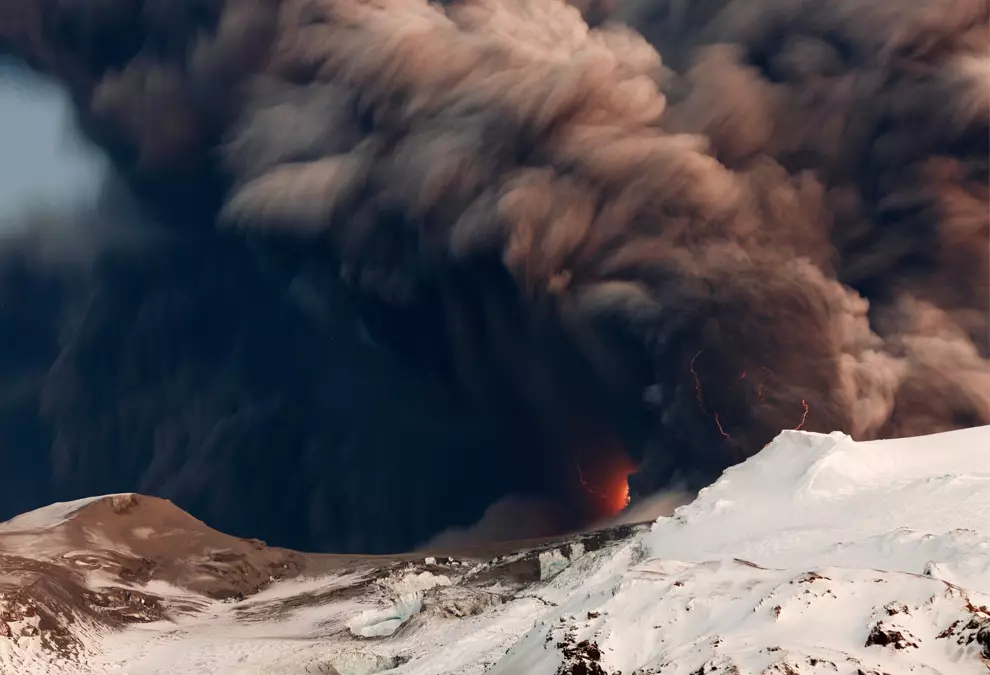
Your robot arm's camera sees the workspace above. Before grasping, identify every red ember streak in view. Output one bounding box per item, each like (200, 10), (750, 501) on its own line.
(793, 399), (810, 431)
(713, 412), (731, 438)
(688, 353), (811, 442)
(689, 349), (707, 411)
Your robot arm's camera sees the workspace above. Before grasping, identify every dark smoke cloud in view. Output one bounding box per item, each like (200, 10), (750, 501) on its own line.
(0, 0), (987, 551)
(1, 182), (531, 553)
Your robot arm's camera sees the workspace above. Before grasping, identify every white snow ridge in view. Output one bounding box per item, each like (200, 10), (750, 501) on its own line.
(1, 427), (988, 674)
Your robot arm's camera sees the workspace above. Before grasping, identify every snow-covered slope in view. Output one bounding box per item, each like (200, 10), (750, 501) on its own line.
(495, 427), (990, 675)
(1, 427), (988, 674)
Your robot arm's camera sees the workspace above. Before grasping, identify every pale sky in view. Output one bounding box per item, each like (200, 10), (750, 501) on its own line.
(0, 58), (107, 218)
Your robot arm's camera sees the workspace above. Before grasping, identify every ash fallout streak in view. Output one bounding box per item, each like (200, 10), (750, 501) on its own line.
(0, 0), (987, 553)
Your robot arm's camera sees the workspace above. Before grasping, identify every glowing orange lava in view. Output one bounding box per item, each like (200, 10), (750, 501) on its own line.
(615, 480), (631, 512)
(576, 453), (636, 518)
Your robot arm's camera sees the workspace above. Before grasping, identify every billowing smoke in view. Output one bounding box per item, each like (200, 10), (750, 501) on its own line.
(0, 0), (987, 552)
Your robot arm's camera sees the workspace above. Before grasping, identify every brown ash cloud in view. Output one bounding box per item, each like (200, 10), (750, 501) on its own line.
(0, 0), (987, 551)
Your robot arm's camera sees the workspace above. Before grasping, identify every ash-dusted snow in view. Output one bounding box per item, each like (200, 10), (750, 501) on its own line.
(2, 427), (988, 674)
(0, 495), (132, 533)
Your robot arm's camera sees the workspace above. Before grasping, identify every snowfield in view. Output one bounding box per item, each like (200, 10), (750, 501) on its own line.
(1, 427), (988, 674)
(494, 428), (990, 674)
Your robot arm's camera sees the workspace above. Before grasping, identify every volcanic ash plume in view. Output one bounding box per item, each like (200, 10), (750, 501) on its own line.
(0, 0), (987, 549)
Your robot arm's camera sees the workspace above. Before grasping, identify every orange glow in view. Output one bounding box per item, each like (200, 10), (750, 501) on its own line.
(576, 452), (636, 518)
(616, 480), (631, 512)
